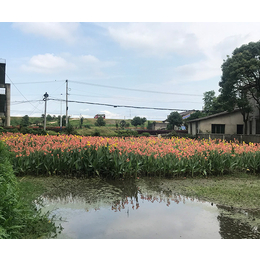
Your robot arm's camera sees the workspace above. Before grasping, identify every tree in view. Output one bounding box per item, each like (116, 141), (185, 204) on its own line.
(46, 114), (52, 121)
(187, 110), (206, 121)
(119, 120), (126, 129)
(167, 112), (183, 130)
(219, 41), (260, 133)
(203, 91), (225, 115)
(131, 116), (147, 127)
(21, 115), (30, 127)
(80, 117), (83, 128)
(95, 116), (106, 126)
(57, 115), (66, 126)
(203, 90), (216, 114)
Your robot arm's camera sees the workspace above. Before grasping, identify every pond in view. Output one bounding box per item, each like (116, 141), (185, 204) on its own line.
(38, 177), (260, 239)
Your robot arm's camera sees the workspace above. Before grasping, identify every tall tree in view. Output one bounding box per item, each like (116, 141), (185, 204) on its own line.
(21, 115), (29, 127)
(203, 90), (225, 115)
(95, 116), (106, 126)
(131, 116), (146, 127)
(219, 41), (260, 133)
(203, 90), (216, 114)
(167, 112), (183, 130)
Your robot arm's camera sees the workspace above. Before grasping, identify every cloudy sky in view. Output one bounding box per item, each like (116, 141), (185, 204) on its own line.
(1, 13), (260, 120)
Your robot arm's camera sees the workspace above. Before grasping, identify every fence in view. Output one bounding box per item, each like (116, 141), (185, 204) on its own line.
(197, 133), (260, 143)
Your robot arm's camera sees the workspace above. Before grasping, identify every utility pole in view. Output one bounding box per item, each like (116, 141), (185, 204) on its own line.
(43, 92), (49, 131)
(60, 93), (62, 132)
(66, 79), (68, 127)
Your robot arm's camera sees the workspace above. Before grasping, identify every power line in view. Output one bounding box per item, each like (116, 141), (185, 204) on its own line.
(69, 80), (203, 97)
(49, 98), (189, 111)
(13, 80), (65, 84)
(0, 67), (42, 113)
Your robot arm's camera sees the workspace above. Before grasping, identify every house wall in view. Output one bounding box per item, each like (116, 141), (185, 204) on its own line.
(152, 122), (169, 130)
(188, 111), (244, 135)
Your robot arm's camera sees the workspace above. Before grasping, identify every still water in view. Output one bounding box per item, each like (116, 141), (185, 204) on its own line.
(38, 177), (260, 239)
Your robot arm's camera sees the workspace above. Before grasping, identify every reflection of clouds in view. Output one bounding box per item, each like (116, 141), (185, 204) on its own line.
(102, 196), (220, 239)
(41, 191), (221, 238)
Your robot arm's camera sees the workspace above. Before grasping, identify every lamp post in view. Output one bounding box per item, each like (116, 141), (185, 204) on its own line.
(43, 92), (49, 131)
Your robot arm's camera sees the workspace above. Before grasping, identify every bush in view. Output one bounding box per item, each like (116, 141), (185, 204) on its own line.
(92, 129), (101, 136)
(141, 132), (150, 137)
(65, 124), (76, 135)
(20, 127), (46, 135)
(0, 141), (60, 238)
(116, 130), (138, 137)
(95, 117), (106, 126)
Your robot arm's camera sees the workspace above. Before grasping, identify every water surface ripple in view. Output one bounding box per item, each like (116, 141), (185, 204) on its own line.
(38, 177), (260, 239)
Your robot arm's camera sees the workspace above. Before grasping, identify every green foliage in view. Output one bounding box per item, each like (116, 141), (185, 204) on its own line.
(131, 116), (147, 127)
(167, 112), (182, 129)
(0, 141), (60, 238)
(21, 115), (30, 127)
(11, 140), (260, 180)
(92, 129), (101, 136)
(80, 117), (84, 128)
(65, 123), (76, 135)
(95, 117), (106, 126)
(203, 91), (225, 115)
(116, 129), (138, 137)
(219, 41), (260, 126)
(187, 110), (206, 121)
(141, 132), (150, 137)
(119, 120), (126, 129)
(57, 115), (66, 126)
(46, 114), (53, 121)
(20, 127), (46, 135)
(147, 121), (155, 130)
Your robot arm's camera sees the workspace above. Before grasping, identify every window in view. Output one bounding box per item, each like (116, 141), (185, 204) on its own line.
(211, 124), (225, 134)
(237, 124), (243, 134)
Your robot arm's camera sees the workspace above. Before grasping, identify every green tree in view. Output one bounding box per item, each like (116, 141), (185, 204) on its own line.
(80, 117), (83, 129)
(57, 115), (66, 126)
(131, 116), (147, 127)
(120, 120), (126, 129)
(95, 116), (106, 126)
(46, 114), (52, 121)
(21, 115), (30, 127)
(219, 41), (260, 133)
(203, 91), (225, 115)
(187, 110), (206, 121)
(167, 112), (183, 130)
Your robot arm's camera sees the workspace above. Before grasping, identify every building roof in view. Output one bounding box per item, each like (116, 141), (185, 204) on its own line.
(187, 109), (240, 123)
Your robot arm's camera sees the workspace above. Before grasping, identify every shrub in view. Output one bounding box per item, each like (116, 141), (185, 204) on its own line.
(116, 130), (138, 137)
(0, 141), (60, 238)
(65, 123), (76, 135)
(141, 132), (150, 137)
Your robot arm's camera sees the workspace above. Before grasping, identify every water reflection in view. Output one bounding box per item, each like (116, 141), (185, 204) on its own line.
(38, 177), (260, 239)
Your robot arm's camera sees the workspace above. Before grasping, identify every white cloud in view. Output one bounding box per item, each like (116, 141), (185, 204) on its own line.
(101, 22), (260, 84)
(100, 110), (121, 119)
(105, 23), (200, 57)
(21, 53), (76, 74)
(12, 22), (80, 44)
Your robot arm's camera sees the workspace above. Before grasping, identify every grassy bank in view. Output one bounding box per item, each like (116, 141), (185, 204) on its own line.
(162, 174), (260, 210)
(0, 141), (61, 239)
(16, 174), (260, 211)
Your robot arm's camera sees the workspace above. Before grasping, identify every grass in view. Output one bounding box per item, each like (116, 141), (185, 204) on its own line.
(16, 173), (260, 211)
(0, 140), (62, 239)
(166, 173), (260, 209)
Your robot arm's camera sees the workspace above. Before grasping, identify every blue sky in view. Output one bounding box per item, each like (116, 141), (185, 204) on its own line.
(2, 20), (260, 120)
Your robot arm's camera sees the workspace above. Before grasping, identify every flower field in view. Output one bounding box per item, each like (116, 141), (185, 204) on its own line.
(1, 132), (260, 178)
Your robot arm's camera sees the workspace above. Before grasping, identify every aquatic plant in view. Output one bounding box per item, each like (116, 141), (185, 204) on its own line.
(2, 133), (260, 178)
